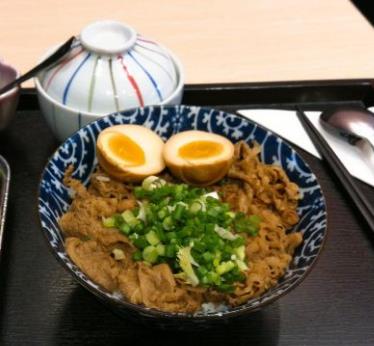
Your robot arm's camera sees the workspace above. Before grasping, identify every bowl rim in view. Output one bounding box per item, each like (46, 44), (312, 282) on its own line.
(37, 104), (328, 321)
(33, 40), (184, 116)
(0, 60), (20, 100)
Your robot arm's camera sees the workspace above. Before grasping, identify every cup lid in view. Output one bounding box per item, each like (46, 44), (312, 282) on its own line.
(80, 21), (137, 55)
(38, 20), (182, 115)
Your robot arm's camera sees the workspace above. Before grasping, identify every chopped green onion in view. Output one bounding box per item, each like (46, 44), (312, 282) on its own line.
(203, 191), (219, 200)
(248, 215), (261, 225)
(119, 223), (131, 235)
(202, 252), (214, 263)
(166, 231), (177, 240)
(206, 271), (221, 285)
(136, 202), (147, 222)
(189, 201), (202, 213)
(102, 216), (116, 228)
(235, 259), (248, 271)
(231, 236), (245, 248)
(226, 211), (236, 219)
(143, 246), (159, 264)
(102, 214), (123, 228)
(216, 261), (235, 275)
(233, 212), (261, 235)
(133, 236), (148, 249)
(121, 210), (138, 227)
(132, 250), (143, 261)
(156, 243), (165, 256)
(157, 208), (168, 220)
(177, 247), (199, 286)
(106, 176), (258, 291)
(234, 245), (245, 260)
(142, 176), (166, 191)
(165, 244), (177, 258)
(163, 216), (174, 230)
(173, 204), (185, 220)
(154, 228), (166, 242)
(145, 230), (160, 245)
(214, 225), (239, 241)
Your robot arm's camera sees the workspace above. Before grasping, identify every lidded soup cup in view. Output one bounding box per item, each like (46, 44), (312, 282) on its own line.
(34, 20), (184, 141)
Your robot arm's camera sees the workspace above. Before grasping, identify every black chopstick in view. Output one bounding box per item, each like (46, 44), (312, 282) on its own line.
(0, 36), (76, 96)
(296, 106), (374, 233)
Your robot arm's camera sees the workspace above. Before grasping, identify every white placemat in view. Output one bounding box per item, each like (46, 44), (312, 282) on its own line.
(237, 109), (374, 187)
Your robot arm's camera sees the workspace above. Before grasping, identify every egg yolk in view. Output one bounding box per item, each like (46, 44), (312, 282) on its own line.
(178, 140), (223, 159)
(107, 133), (145, 165)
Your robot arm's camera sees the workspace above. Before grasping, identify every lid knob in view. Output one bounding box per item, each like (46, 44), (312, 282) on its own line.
(80, 20), (137, 55)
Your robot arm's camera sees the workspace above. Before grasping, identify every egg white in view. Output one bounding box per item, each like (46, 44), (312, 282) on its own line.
(97, 124), (165, 181)
(163, 131), (234, 165)
(163, 130), (235, 185)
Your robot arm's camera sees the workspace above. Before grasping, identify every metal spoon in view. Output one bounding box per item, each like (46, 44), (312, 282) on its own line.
(320, 105), (374, 168)
(0, 36), (75, 96)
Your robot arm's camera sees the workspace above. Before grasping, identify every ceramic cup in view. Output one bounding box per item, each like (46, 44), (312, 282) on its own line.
(34, 20), (184, 141)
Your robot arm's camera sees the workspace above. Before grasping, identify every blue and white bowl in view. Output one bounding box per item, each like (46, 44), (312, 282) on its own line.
(34, 21), (184, 142)
(38, 105), (327, 328)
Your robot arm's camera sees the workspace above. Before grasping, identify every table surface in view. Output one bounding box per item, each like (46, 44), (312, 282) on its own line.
(1, 0), (374, 86)
(1, 94), (374, 345)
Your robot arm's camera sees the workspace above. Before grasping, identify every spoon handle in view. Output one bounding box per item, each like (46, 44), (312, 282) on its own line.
(0, 36), (76, 96)
(297, 107), (374, 234)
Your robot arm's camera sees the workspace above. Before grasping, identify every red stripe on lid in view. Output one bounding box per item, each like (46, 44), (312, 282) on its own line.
(118, 55), (144, 107)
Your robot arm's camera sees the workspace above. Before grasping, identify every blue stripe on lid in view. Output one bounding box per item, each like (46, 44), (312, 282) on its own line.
(128, 51), (162, 101)
(133, 46), (175, 82)
(62, 52), (91, 105)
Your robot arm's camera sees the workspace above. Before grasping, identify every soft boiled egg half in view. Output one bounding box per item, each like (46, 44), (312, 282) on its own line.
(96, 125), (165, 182)
(163, 130), (235, 186)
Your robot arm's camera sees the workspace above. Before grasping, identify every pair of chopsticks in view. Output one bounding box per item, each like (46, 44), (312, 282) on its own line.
(296, 106), (374, 233)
